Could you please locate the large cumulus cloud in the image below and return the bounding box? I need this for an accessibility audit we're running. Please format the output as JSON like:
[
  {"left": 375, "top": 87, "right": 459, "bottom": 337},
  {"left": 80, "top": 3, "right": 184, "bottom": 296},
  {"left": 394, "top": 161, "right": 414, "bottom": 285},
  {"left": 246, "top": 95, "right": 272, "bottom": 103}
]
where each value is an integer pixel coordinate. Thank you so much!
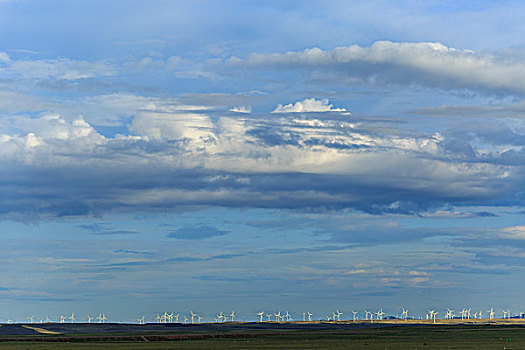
[{"left": 0, "top": 98, "right": 520, "bottom": 221}]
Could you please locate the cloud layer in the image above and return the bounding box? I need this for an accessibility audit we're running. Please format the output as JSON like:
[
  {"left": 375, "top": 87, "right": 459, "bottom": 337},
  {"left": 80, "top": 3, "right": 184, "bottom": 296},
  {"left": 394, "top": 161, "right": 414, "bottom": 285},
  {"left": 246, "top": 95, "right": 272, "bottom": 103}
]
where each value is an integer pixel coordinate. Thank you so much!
[{"left": 227, "top": 41, "right": 525, "bottom": 94}]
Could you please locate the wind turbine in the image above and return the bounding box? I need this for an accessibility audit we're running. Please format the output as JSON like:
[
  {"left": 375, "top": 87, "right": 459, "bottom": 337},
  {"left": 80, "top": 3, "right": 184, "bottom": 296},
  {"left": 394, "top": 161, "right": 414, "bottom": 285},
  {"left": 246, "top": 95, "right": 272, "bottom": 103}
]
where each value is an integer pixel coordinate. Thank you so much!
[
  {"left": 302, "top": 312, "right": 306, "bottom": 322},
  {"left": 69, "top": 313, "right": 75, "bottom": 323},
  {"left": 428, "top": 310, "right": 438, "bottom": 324},
  {"left": 275, "top": 311, "right": 281, "bottom": 322},
  {"left": 308, "top": 312, "right": 313, "bottom": 321},
  {"left": 60, "top": 315, "right": 66, "bottom": 323},
  {"left": 336, "top": 310, "right": 343, "bottom": 321},
  {"left": 266, "top": 313, "right": 272, "bottom": 322},
  {"left": 229, "top": 310, "right": 236, "bottom": 322},
  {"left": 285, "top": 311, "right": 292, "bottom": 322},
  {"left": 503, "top": 310, "right": 508, "bottom": 319},
  {"left": 376, "top": 309, "right": 385, "bottom": 321},
  {"left": 445, "top": 309, "right": 454, "bottom": 320},
  {"left": 137, "top": 315, "right": 145, "bottom": 325},
  {"left": 363, "top": 309, "right": 369, "bottom": 321},
  {"left": 352, "top": 311, "right": 358, "bottom": 322},
  {"left": 197, "top": 315, "right": 203, "bottom": 323},
  {"left": 190, "top": 311, "right": 196, "bottom": 324},
  {"left": 257, "top": 311, "right": 264, "bottom": 322},
  {"left": 28, "top": 315, "right": 35, "bottom": 323},
  {"left": 467, "top": 308, "right": 471, "bottom": 319},
  {"left": 174, "top": 314, "right": 180, "bottom": 323},
  {"left": 460, "top": 309, "right": 467, "bottom": 320},
  {"left": 183, "top": 316, "right": 189, "bottom": 323},
  {"left": 401, "top": 309, "right": 408, "bottom": 320},
  {"left": 167, "top": 313, "right": 174, "bottom": 323},
  {"left": 488, "top": 308, "right": 495, "bottom": 320},
  {"left": 87, "top": 315, "right": 93, "bottom": 323},
  {"left": 155, "top": 314, "right": 161, "bottom": 323}
]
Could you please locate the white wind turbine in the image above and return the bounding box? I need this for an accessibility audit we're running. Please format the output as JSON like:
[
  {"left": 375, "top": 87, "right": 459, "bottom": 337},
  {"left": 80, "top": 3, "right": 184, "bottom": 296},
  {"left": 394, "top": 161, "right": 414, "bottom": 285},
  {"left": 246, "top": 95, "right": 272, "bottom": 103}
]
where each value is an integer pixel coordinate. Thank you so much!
[
  {"left": 302, "top": 312, "right": 306, "bottom": 322},
  {"left": 401, "top": 309, "right": 408, "bottom": 320},
  {"left": 467, "top": 308, "right": 471, "bottom": 319},
  {"left": 266, "top": 313, "right": 272, "bottom": 322},
  {"left": 285, "top": 311, "right": 292, "bottom": 322},
  {"left": 307, "top": 312, "right": 313, "bottom": 321},
  {"left": 60, "top": 315, "right": 66, "bottom": 323},
  {"left": 275, "top": 311, "right": 281, "bottom": 322},
  {"left": 445, "top": 309, "right": 454, "bottom": 320},
  {"left": 507, "top": 309, "right": 511, "bottom": 319},
  {"left": 478, "top": 311, "right": 482, "bottom": 319},
  {"left": 197, "top": 315, "right": 203, "bottom": 323},
  {"left": 183, "top": 316, "right": 189, "bottom": 323},
  {"left": 190, "top": 311, "right": 196, "bottom": 324},
  {"left": 229, "top": 310, "right": 236, "bottom": 322},
  {"left": 258, "top": 311, "right": 264, "bottom": 322},
  {"left": 352, "top": 311, "right": 358, "bottom": 322},
  {"left": 137, "top": 315, "right": 145, "bottom": 325},
  {"left": 376, "top": 309, "right": 385, "bottom": 321},
  {"left": 363, "top": 309, "right": 369, "bottom": 321},
  {"left": 488, "top": 308, "right": 495, "bottom": 320},
  {"left": 428, "top": 310, "right": 438, "bottom": 324},
  {"left": 167, "top": 313, "right": 174, "bottom": 323},
  {"left": 69, "top": 313, "right": 75, "bottom": 323},
  {"left": 28, "top": 315, "right": 35, "bottom": 323},
  {"left": 460, "top": 309, "right": 467, "bottom": 320},
  {"left": 336, "top": 310, "right": 343, "bottom": 321},
  {"left": 174, "top": 314, "right": 180, "bottom": 323},
  {"left": 155, "top": 314, "right": 161, "bottom": 323},
  {"left": 87, "top": 315, "right": 93, "bottom": 323}
]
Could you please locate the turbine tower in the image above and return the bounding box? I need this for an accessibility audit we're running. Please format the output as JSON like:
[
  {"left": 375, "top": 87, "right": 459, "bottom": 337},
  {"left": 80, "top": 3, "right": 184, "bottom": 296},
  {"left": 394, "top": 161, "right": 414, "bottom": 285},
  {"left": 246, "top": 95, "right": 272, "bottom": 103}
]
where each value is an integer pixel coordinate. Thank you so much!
[
  {"left": 336, "top": 310, "right": 343, "bottom": 321},
  {"left": 258, "top": 311, "right": 264, "bottom": 322},
  {"left": 307, "top": 312, "right": 313, "bottom": 321},
  {"left": 69, "top": 313, "right": 75, "bottom": 323},
  {"left": 230, "top": 310, "right": 236, "bottom": 322},
  {"left": 401, "top": 309, "right": 408, "bottom": 320},
  {"left": 352, "top": 311, "right": 358, "bottom": 322}
]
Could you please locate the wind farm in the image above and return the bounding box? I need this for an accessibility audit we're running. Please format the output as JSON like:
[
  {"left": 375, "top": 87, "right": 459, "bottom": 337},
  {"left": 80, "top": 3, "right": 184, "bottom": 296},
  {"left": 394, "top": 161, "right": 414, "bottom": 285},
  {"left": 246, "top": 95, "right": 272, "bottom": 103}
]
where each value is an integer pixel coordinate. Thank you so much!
[{"left": 3, "top": 308, "right": 525, "bottom": 349}]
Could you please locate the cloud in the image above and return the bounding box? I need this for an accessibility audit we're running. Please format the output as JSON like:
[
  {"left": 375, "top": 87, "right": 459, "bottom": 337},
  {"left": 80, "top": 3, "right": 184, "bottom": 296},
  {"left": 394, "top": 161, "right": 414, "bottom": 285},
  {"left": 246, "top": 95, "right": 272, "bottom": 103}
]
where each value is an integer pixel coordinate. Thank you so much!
[
  {"left": 0, "top": 106, "right": 521, "bottom": 221},
  {"left": 272, "top": 98, "right": 348, "bottom": 113},
  {"left": 226, "top": 41, "right": 525, "bottom": 94},
  {"left": 229, "top": 105, "right": 252, "bottom": 113},
  {"left": 166, "top": 225, "right": 229, "bottom": 240},
  {"left": 0, "top": 57, "right": 114, "bottom": 80},
  {"left": 0, "top": 52, "right": 10, "bottom": 64}
]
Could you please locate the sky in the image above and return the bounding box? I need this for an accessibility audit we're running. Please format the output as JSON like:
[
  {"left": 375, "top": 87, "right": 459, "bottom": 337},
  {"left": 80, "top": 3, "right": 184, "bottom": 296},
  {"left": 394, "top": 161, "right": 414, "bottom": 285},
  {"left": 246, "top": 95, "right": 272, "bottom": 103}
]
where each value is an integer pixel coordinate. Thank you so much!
[{"left": 2, "top": 0, "right": 525, "bottom": 322}]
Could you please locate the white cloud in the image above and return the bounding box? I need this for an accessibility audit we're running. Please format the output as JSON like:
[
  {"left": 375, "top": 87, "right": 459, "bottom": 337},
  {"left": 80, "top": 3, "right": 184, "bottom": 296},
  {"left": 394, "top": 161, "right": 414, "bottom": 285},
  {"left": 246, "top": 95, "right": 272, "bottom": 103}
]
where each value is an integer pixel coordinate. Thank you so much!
[
  {"left": 229, "top": 105, "right": 252, "bottom": 113},
  {"left": 0, "top": 52, "right": 10, "bottom": 64},
  {"left": 272, "top": 98, "right": 348, "bottom": 113},
  {"left": 0, "top": 57, "right": 114, "bottom": 80},
  {"left": 227, "top": 41, "right": 525, "bottom": 94},
  {"left": 130, "top": 111, "right": 215, "bottom": 141}
]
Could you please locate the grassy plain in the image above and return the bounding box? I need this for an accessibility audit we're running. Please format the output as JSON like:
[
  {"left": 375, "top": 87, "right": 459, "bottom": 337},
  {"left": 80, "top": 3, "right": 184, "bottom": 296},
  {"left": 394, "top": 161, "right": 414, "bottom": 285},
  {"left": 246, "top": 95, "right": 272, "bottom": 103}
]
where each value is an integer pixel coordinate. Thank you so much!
[{"left": 1, "top": 324, "right": 525, "bottom": 349}]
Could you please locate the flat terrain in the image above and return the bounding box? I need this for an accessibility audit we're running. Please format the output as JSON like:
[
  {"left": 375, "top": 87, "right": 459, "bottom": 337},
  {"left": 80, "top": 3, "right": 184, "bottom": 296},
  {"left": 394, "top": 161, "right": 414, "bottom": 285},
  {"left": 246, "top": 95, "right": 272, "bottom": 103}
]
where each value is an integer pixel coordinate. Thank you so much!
[{"left": 1, "top": 320, "right": 525, "bottom": 349}]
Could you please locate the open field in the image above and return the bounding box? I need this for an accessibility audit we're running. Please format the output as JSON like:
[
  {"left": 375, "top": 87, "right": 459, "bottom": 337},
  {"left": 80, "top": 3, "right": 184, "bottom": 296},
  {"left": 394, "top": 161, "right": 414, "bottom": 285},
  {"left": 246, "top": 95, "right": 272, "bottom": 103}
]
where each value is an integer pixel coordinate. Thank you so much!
[{"left": 1, "top": 321, "right": 525, "bottom": 349}]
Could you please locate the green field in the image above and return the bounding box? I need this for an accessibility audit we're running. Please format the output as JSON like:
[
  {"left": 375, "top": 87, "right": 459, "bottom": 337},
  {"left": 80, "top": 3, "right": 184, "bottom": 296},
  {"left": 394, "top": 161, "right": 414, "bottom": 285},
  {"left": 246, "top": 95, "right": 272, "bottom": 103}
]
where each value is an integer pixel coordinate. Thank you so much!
[{"left": 1, "top": 325, "right": 524, "bottom": 349}]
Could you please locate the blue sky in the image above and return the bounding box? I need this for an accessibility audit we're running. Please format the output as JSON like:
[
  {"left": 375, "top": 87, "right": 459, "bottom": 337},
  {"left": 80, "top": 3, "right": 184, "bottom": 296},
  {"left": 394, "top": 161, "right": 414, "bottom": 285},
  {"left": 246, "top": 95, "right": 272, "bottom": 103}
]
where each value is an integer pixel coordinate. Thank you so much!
[{"left": 2, "top": 0, "right": 525, "bottom": 322}]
